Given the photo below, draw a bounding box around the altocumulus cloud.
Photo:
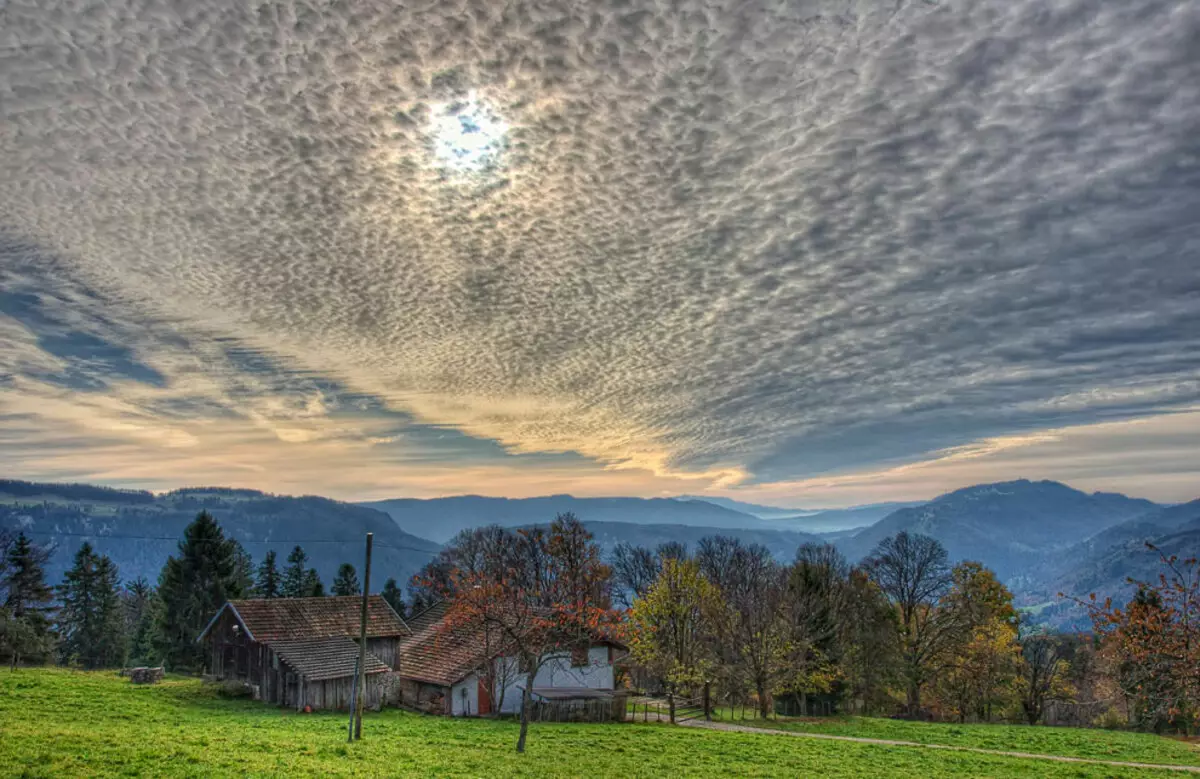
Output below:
[1,0,1199,502]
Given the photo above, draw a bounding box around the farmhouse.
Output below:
[394,601,627,720]
[197,596,409,711]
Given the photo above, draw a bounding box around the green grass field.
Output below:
[1,669,1196,778]
[711,710,1200,767]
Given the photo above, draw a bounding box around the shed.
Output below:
[197,596,408,711]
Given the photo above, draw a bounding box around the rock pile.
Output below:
[129,666,165,684]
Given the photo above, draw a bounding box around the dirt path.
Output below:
[677,718,1200,774]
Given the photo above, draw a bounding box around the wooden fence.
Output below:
[526,694,628,723]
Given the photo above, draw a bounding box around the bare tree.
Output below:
[699,537,789,717]
[409,525,522,607]
[656,542,688,564]
[611,543,660,609]
[865,532,957,716]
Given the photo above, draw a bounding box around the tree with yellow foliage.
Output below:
[931,562,1022,722]
[629,558,724,722]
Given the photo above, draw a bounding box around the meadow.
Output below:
[1,669,1198,778]
[711,709,1200,767]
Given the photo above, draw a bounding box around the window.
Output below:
[570,645,589,668]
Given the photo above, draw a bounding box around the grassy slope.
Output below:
[711,711,1200,767]
[0,670,1189,778]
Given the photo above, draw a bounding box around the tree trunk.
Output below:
[703,682,711,721]
[756,679,769,719]
[906,682,921,718]
[516,671,534,753]
[668,690,676,724]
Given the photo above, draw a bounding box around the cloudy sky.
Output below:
[1,0,1198,507]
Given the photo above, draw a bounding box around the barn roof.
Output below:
[197,596,408,643]
[394,601,627,688]
[395,601,494,687]
[270,636,390,681]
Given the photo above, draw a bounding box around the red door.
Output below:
[477,678,492,715]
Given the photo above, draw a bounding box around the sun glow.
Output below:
[428,91,508,172]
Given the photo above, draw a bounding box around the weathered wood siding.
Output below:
[366,637,401,670]
[291,673,392,711]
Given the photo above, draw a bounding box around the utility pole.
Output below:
[346,655,359,743]
[354,532,373,740]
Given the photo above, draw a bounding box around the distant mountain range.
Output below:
[676,494,922,529]
[674,495,809,519]
[6,477,1197,631]
[362,494,912,542]
[574,521,821,562]
[0,480,440,588]
[837,480,1160,582]
[1035,499,1200,620]
[361,494,785,543]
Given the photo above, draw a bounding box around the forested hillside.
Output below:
[0,481,440,587]
[836,480,1159,581]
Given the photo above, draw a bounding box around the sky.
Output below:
[1,0,1198,508]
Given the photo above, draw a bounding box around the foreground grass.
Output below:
[0,669,1192,778]
[712,710,1200,767]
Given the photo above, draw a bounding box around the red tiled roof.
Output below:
[201,596,408,643]
[393,602,625,687]
[395,602,498,687]
[270,636,390,681]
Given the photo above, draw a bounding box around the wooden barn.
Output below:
[197,596,409,711]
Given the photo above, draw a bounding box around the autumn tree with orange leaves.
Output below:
[431,513,621,752]
[1073,545,1200,734]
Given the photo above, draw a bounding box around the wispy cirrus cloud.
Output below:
[1,0,1198,504]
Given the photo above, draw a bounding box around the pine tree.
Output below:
[282,546,309,598]
[381,578,405,618]
[1,533,55,665]
[125,580,159,667]
[332,563,360,596]
[58,543,127,669]
[154,511,246,671]
[303,569,325,597]
[231,542,256,598]
[256,550,281,599]
[94,555,128,668]
[122,577,152,638]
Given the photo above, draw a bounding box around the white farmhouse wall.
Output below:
[494,646,614,714]
[451,672,479,716]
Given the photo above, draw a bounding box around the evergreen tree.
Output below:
[154,511,245,671]
[58,543,128,669]
[122,577,153,637]
[1,607,54,670]
[256,550,281,599]
[1,533,55,665]
[231,542,256,598]
[126,582,159,667]
[331,563,360,596]
[303,569,325,597]
[282,546,309,598]
[381,578,405,618]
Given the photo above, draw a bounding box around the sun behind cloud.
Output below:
[1,0,1198,502]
